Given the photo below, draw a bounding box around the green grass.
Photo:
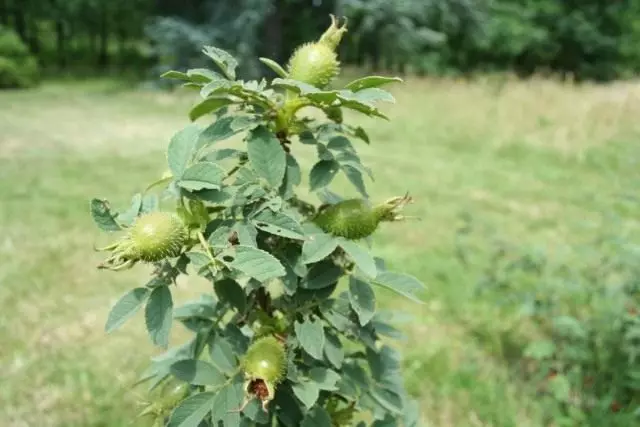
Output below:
[1,76,640,426]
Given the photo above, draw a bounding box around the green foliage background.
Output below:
[3,0,640,81]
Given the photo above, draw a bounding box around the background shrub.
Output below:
[0,25,39,88]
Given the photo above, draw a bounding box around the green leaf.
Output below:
[272,78,319,95]
[372,271,426,304]
[242,399,270,424]
[145,286,173,348]
[308,367,340,391]
[187,68,224,83]
[209,335,238,374]
[189,97,235,121]
[342,165,369,198]
[105,287,150,333]
[353,88,395,103]
[403,400,420,427]
[339,239,377,278]
[344,76,403,92]
[548,374,571,401]
[161,70,190,81]
[202,46,238,80]
[167,391,216,427]
[251,209,305,240]
[301,406,332,427]
[370,387,403,414]
[348,277,376,326]
[173,296,217,320]
[302,233,339,264]
[292,380,320,409]
[320,298,357,332]
[197,116,241,149]
[280,154,301,200]
[90,199,121,231]
[303,260,342,290]
[326,136,355,153]
[200,80,233,98]
[309,160,340,191]
[214,278,246,313]
[324,331,344,369]
[116,193,142,226]
[177,162,226,191]
[170,359,224,386]
[219,245,286,282]
[259,57,288,78]
[233,221,257,247]
[247,125,287,189]
[372,414,399,427]
[337,92,388,120]
[210,379,244,425]
[353,126,370,144]
[294,316,325,359]
[167,124,202,176]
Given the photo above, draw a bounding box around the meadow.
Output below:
[1,75,640,427]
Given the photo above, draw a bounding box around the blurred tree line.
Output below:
[2,0,640,83]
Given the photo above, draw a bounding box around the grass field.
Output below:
[2,76,640,427]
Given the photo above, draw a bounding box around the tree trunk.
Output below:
[97,7,109,68]
[13,1,28,42]
[0,0,8,26]
[28,17,40,54]
[55,19,66,68]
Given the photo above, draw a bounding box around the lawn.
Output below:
[1,76,640,427]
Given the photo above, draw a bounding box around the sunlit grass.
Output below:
[1,75,639,426]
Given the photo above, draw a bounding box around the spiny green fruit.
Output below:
[287,15,347,89]
[96,211,188,270]
[242,336,287,411]
[128,212,188,262]
[313,195,413,240]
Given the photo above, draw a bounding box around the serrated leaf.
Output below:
[189,96,235,121]
[370,387,403,414]
[220,245,286,281]
[161,70,190,81]
[337,93,388,120]
[247,125,286,188]
[90,199,121,231]
[167,124,202,176]
[259,57,288,78]
[242,398,270,424]
[353,88,395,103]
[233,221,258,247]
[309,160,340,191]
[353,126,370,144]
[177,162,226,191]
[327,136,355,152]
[280,154,301,200]
[210,379,244,425]
[372,414,399,427]
[308,367,340,391]
[272,78,319,95]
[342,165,369,198]
[197,116,241,150]
[404,399,420,427]
[303,260,342,290]
[116,193,142,226]
[105,287,150,333]
[251,209,305,240]
[187,68,224,83]
[141,193,159,213]
[349,277,376,326]
[372,271,426,303]
[324,331,344,369]
[344,76,402,92]
[200,80,233,98]
[294,316,325,359]
[145,286,173,348]
[301,406,332,427]
[320,298,356,332]
[167,391,215,427]
[209,335,238,374]
[170,359,224,386]
[214,278,246,313]
[173,296,217,320]
[339,239,377,278]
[292,380,320,409]
[302,233,339,264]
[202,46,238,80]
